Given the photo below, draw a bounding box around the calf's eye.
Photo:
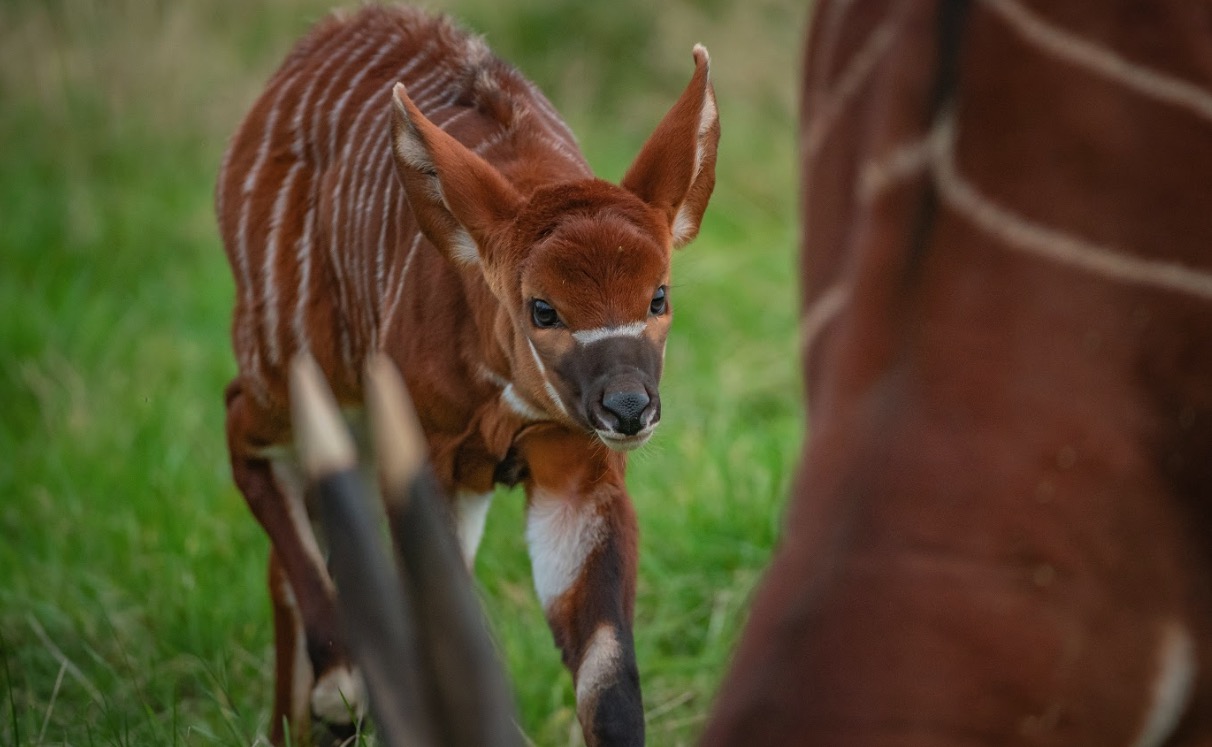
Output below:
[649,286,668,316]
[531,299,560,328]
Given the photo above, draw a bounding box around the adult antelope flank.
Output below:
[699,0,1212,745]
[214,3,718,745]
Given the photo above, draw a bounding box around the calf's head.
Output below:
[392,47,718,451]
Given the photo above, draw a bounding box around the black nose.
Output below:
[601,389,650,436]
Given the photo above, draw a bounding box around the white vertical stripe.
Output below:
[372,127,396,305]
[379,232,424,347]
[326,34,395,159]
[292,192,317,356]
[932,111,1212,301]
[799,283,851,363]
[311,31,378,160]
[433,104,474,133]
[332,37,397,339]
[309,31,382,372]
[983,0,1212,126]
[1131,623,1195,747]
[262,161,304,365]
[334,52,425,354]
[801,9,903,165]
[472,129,511,156]
[526,81,582,148]
[400,63,451,113]
[284,29,367,362]
[501,384,547,422]
[526,338,570,418]
[348,106,394,344]
[295,29,365,160]
[233,60,312,393]
[413,83,458,114]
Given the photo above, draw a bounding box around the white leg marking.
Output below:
[454,490,494,568]
[983,0,1212,125]
[270,458,336,596]
[311,665,366,725]
[575,624,621,707]
[270,564,315,726]
[572,322,647,345]
[526,490,605,611]
[1131,622,1196,747]
[932,111,1212,301]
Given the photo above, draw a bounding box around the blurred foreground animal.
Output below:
[215,5,717,745]
[288,353,517,747]
[702,0,1212,744]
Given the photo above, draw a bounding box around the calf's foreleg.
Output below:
[521,427,644,747]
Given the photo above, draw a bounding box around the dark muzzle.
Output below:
[601,387,651,436]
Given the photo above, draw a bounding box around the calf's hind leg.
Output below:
[224,379,363,744]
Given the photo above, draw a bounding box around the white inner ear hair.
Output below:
[393,125,480,264]
[393,120,433,172]
[671,86,717,247]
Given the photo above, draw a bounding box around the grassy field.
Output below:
[0,0,807,744]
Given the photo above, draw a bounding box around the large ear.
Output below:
[391,83,523,265]
[621,45,719,249]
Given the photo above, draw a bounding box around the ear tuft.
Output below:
[391,83,435,174]
[389,79,523,268]
[621,44,720,249]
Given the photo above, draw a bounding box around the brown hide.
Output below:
[702,1,1212,745]
[215,6,717,746]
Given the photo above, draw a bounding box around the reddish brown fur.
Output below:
[702,1,1212,745]
[216,5,717,745]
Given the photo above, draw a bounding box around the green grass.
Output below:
[0,0,807,744]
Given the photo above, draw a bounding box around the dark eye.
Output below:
[531,299,560,328]
[649,286,668,316]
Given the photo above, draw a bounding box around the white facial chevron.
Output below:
[572,322,647,345]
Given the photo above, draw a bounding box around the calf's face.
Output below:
[512,194,673,450]
[390,45,718,451]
